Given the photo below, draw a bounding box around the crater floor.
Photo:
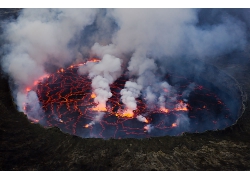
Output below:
[1,9,250,171]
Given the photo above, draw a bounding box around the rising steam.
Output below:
[78,54,122,111]
[0,8,249,135]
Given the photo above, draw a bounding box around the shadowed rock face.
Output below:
[1,9,250,171]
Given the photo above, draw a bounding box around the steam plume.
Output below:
[1,8,249,134]
[78,54,122,110]
[1,9,97,112]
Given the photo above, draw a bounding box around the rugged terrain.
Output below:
[1,9,250,170]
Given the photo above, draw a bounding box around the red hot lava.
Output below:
[24,59,233,139]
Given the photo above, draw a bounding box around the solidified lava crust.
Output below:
[25,63,235,139]
[2,8,250,171]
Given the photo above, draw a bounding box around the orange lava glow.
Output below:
[175,107,188,111]
[26,87,31,92]
[172,123,177,127]
[89,58,100,63]
[160,107,170,113]
[33,81,39,86]
[91,93,96,98]
[30,118,39,123]
[175,101,188,111]
[92,104,107,112]
[117,109,134,118]
[22,61,232,139]
[25,74,50,92]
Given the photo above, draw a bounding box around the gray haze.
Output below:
[0,8,249,134]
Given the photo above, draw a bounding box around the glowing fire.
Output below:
[33,81,39,86]
[23,60,231,139]
[89,58,100,63]
[117,109,134,118]
[160,107,170,113]
[23,103,26,111]
[30,118,39,124]
[91,93,96,98]
[143,124,153,132]
[25,74,50,92]
[175,101,188,111]
[36,74,49,83]
[26,87,31,92]
[171,123,177,127]
[92,104,107,112]
[136,115,149,123]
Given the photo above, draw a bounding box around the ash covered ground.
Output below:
[1,8,250,170]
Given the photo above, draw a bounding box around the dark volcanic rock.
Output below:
[1,60,250,170]
[1,9,250,171]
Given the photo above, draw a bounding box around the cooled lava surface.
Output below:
[24,62,234,139]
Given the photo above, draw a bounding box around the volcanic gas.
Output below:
[22,58,239,139]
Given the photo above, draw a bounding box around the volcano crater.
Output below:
[24,59,244,139]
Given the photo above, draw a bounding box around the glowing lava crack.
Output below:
[23,61,233,139]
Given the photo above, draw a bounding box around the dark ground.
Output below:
[1,9,250,171]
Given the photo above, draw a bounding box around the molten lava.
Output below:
[92,104,107,112]
[118,109,134,118]
[23,60,234,139]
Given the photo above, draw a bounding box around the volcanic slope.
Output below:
[1,54,250,170]
[1,9,250,170]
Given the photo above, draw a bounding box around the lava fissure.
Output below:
[24,62,234,139]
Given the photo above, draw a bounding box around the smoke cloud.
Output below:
[78,54,122,110]
[120,81,142,111]
[109,9,247,59]
[1,9,97,114]
[0,8,249,136]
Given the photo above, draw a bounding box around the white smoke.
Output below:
[144,124,153,133]
[87,112,105,127]
[175,114,190,131]
[119,52,158,111]
[108,9,246,59]
[78,54,122,109]
[127,52,157,77]
[136,115,148,123]
[158,94,166,110]
[1,8,98,111]
[157,81,178,110]
[91,42,121,59]
[24,90,43,121]
[103,8,246,113]
[120,81,142,110]
[182,82,196,101]
[1,8,248,125]
[144,87,157,105]
[91,76,112,108]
